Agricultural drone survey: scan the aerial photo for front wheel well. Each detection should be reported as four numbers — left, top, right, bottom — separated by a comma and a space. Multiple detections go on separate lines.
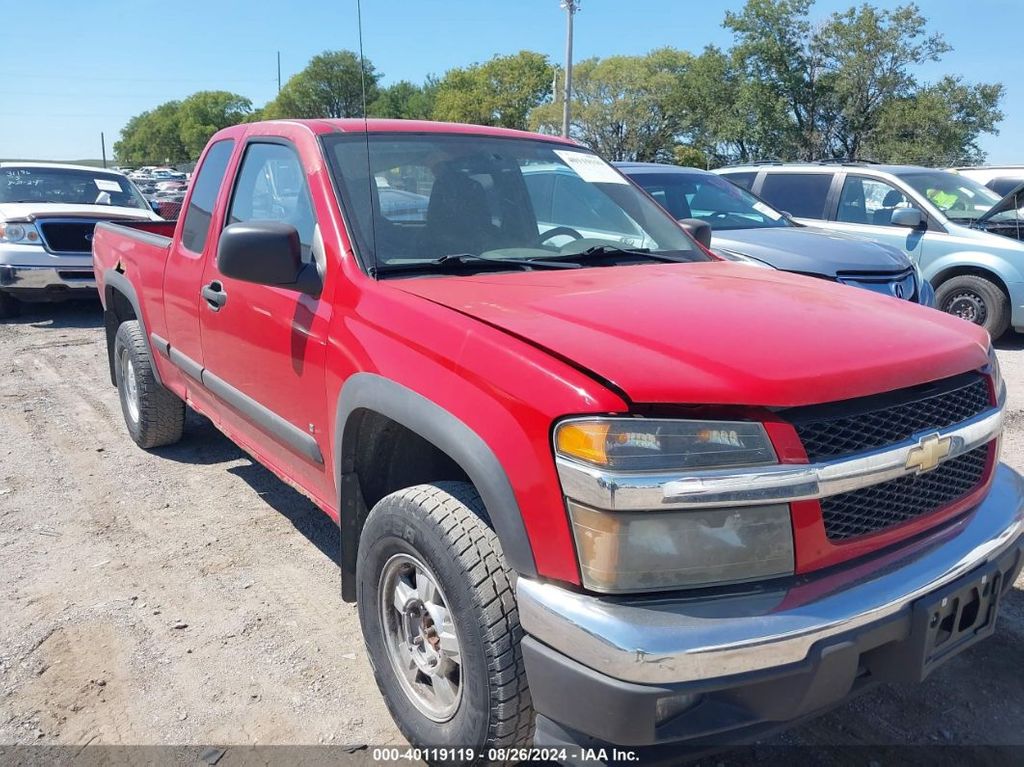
339, 408, 476, 601
929, 265, 1010, 299
103, 287, 138, 386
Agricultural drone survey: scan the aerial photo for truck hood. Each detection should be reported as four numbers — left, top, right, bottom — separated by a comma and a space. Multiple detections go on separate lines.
393, 262, 989, 407
713, 226, 911, 276
0, 202, 157, 221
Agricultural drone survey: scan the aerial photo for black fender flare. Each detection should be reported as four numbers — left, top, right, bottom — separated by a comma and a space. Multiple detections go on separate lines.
334, 373, 537, 600
102, 270, 164, 388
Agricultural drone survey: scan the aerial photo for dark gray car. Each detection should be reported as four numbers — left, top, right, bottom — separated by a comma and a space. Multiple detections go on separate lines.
617, 162, 935, 306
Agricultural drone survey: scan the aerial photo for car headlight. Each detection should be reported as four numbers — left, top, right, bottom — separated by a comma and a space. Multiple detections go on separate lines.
0, 221, 42, 244
987, 345, 1005, 404
555, 418, 794, 593
914, 264, 936, 308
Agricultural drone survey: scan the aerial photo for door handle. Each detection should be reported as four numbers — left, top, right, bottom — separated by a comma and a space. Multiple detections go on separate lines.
202, 281, 228, 311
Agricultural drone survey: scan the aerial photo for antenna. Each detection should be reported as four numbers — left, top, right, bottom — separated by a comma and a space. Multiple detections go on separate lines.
356, 0, 379, 278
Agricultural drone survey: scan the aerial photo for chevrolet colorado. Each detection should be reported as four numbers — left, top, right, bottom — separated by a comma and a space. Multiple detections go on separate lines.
93, 120, 1023, 760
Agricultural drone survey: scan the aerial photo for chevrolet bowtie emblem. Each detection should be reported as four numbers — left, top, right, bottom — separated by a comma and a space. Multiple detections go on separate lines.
905, 434, 952, 473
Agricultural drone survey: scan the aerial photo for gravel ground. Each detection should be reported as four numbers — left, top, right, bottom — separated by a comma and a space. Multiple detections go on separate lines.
1, 300, 1023, 760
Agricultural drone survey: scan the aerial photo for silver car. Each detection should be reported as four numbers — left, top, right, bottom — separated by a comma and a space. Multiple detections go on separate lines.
716, 162, 1024, 338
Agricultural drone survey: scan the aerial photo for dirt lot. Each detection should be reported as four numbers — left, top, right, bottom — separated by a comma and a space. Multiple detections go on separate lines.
2, 300, 1024, 759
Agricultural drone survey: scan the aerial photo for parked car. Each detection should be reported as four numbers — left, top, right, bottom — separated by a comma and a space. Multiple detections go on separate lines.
617, 162, 934, 306
0, 162, 161, 318
952, 166, 1024, 196
715, 162, 1024, 337
93, 120, 1022, 760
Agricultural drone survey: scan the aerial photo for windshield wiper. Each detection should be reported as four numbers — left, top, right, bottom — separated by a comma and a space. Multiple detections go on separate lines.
372, 252, 581, 278
532, 245, 697, 265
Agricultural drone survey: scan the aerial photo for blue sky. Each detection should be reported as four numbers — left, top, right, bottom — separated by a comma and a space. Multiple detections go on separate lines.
3, 0, 1019, 162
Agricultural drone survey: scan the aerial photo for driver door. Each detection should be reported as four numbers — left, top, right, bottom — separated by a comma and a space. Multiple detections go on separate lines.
198, 139, 334, 506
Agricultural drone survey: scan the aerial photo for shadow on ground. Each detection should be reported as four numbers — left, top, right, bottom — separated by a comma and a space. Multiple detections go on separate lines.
9, 299, 103, 330
155, 409, 338, 565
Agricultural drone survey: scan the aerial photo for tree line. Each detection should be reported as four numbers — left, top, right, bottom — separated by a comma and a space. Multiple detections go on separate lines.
114, 0, 1003, 169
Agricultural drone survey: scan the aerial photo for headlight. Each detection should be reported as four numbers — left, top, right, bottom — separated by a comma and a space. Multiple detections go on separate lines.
0, 221, 42, 244
987, 345, 1005, 404
568, 501, 794, 593
555, 418, 792, 593
915, 264, 936, 308
555, 418, 777, 471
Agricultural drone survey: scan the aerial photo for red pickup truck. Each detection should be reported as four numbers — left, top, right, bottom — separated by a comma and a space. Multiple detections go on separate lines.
93, 119, 1023, 759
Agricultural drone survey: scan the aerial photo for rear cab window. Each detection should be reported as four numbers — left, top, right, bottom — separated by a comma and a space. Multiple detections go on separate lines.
180, 140, 235, 253
759, 173, 833, 219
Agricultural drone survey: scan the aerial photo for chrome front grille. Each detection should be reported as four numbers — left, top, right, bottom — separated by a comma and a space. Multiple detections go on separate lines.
837, 268, 917, 301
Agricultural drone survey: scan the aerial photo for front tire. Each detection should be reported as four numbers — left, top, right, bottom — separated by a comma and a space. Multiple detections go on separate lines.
113, 320, 185, 448
357, 482, 534, 758
935, 274, 1011, 339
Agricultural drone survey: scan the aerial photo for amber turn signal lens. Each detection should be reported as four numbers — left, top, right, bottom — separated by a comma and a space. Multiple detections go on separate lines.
556, 422, 611, 466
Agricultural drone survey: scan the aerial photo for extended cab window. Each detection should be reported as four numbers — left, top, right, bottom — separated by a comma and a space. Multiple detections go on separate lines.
228, 142, 317, 261
181, 139, 234, 253
759, 173, 832, 219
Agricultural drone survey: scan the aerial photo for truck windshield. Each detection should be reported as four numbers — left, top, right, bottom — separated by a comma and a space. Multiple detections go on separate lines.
0, 166, 149, 209
322, 134, 706, 276
627, 171, 790, 231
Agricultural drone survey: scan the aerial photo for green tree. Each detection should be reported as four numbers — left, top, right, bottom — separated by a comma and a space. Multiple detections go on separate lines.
531, 49, 690, 162
865, 77, 1005, 166
433, 51, 552, 129
178, 91, 252, 158
815, 3, 951, 159
370, 79, 437, 120
113, 101, 187, 165
264, 50, 380, 119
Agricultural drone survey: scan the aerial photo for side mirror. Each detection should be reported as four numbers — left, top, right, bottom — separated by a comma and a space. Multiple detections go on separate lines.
217, 221, 321, 297
678, 218, 713, 249
891, 208, 924, 228
150, 200, 162, 214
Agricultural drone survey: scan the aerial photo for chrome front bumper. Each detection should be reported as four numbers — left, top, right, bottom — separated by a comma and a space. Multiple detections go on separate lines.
0, 264, 96, 292
518, 463, 1024, 685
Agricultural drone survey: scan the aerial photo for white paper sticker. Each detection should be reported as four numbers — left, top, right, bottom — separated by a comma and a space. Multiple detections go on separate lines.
553, 150, 629, 184
753, 201, 783, 220
95, 179, 123, 192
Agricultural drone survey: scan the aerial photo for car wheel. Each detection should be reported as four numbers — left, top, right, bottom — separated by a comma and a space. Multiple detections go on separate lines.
935, 274, 1011, 339
113, 320, 185, 448
357, 482, 534, 758
0, 291, 21, 320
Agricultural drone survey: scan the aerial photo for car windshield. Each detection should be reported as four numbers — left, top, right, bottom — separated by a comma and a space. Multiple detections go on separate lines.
323, 134, 706, 276
625, 170, 790, 231
0, 166, 149, 209
898, 170, 1011, 223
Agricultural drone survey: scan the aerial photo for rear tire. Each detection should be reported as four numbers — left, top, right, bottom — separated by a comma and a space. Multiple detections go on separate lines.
0, 291, 21, 320
357, 482, 534, 760
935, 274, 1011, 339
113, 320, 185, 448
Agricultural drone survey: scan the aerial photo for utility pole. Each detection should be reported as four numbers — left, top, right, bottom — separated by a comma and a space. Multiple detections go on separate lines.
100, 132, 107, 168
560, 0, 580, 138
277, 51, 282, 93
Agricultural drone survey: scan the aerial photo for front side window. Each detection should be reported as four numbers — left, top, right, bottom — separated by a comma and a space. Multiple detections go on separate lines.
323, 134, 704, 275
181, 139, 234, 253
837, 176, 911, 227
227, 142, 317, 261
629, 172, 789, 231
0, 166, 148, 209
759, 173, 833, 219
